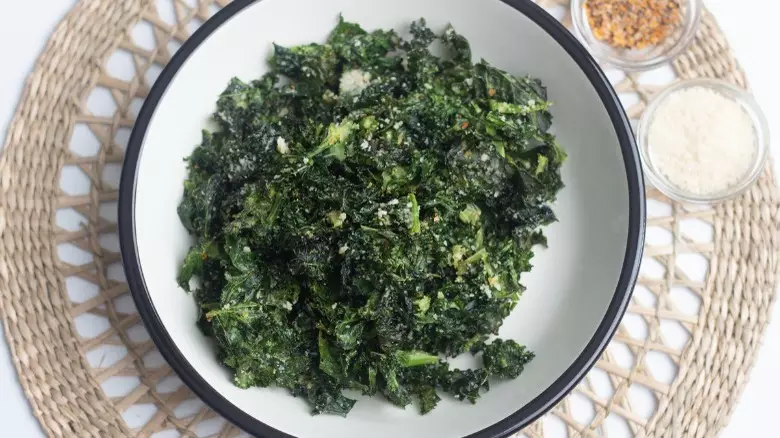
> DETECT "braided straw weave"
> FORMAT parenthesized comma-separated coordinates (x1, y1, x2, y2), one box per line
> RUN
(0, 0, 777, 436)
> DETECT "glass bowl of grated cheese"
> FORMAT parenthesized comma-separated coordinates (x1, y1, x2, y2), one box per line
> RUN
(637, 78, 770, 204)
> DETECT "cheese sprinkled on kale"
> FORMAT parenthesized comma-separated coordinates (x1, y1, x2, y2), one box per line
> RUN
(177, 16, 565, 417)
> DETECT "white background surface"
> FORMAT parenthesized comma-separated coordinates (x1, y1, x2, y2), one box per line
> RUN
(0, 1, 777, 437)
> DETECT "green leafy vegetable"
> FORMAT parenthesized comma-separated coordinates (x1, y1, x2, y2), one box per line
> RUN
(482, 339, 535, 379)
(177, 16, 565, 417)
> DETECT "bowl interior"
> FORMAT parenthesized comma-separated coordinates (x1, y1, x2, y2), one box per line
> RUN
(128, 0, 640, 436)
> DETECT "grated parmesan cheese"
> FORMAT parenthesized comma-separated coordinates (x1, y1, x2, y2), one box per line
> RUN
(647, 86, 757, 196)
(339, 69, 371, 95)
(276, 136, 289, 154)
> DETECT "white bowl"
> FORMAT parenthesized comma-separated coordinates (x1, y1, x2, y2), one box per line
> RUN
(119, 0, 645, 437)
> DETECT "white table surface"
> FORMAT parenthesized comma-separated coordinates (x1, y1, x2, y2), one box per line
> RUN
(1, 1, 778, 437)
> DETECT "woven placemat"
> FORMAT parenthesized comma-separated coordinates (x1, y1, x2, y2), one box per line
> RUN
(1, 0, 777, 436)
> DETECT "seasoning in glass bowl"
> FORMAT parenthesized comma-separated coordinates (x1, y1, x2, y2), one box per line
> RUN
(638, 80, 769, 203)
(584, 0, 682, 49)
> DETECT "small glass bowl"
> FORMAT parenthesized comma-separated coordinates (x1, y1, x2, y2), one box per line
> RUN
(637, 79, 770, 204)
(570, 0, 703, 71)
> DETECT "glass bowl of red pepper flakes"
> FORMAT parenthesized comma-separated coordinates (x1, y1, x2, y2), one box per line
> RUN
(570, 0, 702, 71)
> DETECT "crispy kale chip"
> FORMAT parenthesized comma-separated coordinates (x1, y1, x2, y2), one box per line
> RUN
(177, 16, 565, 417)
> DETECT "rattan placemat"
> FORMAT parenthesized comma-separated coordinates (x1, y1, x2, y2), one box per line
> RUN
(0, 0, 777, 436)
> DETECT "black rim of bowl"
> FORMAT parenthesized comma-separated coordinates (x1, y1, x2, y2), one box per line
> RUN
(118, 0, 646, 436)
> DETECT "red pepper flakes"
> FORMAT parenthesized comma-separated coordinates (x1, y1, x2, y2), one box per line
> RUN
(584, 0, 681, 50)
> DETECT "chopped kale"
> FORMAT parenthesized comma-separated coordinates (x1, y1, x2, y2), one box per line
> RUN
(177, 17, 565, 417)
(482, 339, 535, 379)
